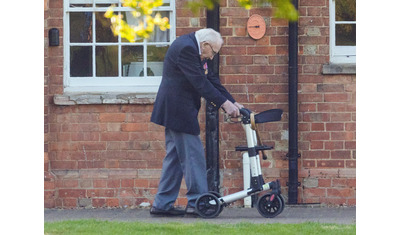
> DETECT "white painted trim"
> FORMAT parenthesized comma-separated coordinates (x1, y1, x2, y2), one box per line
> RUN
(63, 0, 176, 93)
(329, 0, 356, 64)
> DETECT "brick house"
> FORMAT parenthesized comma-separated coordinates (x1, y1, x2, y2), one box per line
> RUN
(44, 0, 356, 208)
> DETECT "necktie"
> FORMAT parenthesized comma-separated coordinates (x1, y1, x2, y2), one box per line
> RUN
(203, 61, 208, 75)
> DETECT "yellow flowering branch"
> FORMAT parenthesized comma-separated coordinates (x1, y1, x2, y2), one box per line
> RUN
(189, 0, 298, 22)
(105, 0, 170, 42)
(106, 0, 297, 42)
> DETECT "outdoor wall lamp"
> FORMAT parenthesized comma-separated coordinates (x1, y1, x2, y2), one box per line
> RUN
(48, 28, 59, 46)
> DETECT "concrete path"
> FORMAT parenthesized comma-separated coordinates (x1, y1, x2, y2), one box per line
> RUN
(44, 206, 356, 224)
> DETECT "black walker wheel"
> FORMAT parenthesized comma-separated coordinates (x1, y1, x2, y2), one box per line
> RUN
(257, 193, 284, 218)
(209, 191, 224, 214)
(195, 193, 221, 218)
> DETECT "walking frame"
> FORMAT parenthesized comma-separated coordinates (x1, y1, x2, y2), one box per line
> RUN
(195, 108, 285, 218)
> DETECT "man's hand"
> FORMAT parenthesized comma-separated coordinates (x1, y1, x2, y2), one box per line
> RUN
(221, 100, 240, 117)
(234, 102, 244, 109)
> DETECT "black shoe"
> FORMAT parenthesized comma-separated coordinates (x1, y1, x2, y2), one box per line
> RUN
(150, 206, 185, 217)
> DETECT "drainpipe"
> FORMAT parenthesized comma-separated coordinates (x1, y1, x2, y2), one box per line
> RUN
(287, 0, 300, 204)
(205, 4, 221, 193)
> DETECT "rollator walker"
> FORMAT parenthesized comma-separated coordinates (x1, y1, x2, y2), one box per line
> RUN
(195, 108, 285, 218)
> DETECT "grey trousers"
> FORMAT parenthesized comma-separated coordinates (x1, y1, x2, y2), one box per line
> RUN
(153, 128, 208, 210)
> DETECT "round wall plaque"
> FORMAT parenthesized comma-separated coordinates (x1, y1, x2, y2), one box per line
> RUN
(247, 14, 266, 40)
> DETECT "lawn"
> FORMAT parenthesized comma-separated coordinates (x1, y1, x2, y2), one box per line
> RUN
(44, 220, 355, 235)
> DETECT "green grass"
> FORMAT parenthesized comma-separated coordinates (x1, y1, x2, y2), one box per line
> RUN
(44, 220, 355, 235)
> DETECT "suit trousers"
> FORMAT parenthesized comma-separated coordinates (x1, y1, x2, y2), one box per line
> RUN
(153, 128, 208, 210)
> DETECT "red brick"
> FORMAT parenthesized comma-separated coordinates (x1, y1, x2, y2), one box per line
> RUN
(247, 46, 276, 55)
(226, 37, 255, 45)
(326, 123, 344, 131)
(63, 199, 77, 208)
(346, 160, 356, 168)
(107, 198, 120, 207)
(327, 188, 355, 198)
(271, 18, 288, 26)
(58, 189, 86, 198)
(302, 150, 330, 159)
(226, 56, 253, 65)
(299, 94, 324, 102)
(331, 151, 351, 159)
(121, 123, 148, 132)
(134, 179, 149, 188)
(345, 141, 356, 149)
(345, 123, 356, 131)
(311, 123, 324, 131)
(303, 188, 326, 197)
(303, 160, 316, 167)
(87, 189, 116, 198)
(324, 93, 350, 102)
(310, 141, 323, 149)
(331, 132, 355, 141)
(317, 160, 345, 168)
(270, 36, 288, 45)
(101, 132, 129, 141)
(303, 132, 330, 141)
(121, 179, 135, 187)
(92, 198, 106, 207)
(318, 179, 331, 187)
(317, 84, 344, 92)
(99, 113, 126, 122)
(325, 141, 344, 150)
(220, 47, 246, 55)
(220, 8, 249, 17)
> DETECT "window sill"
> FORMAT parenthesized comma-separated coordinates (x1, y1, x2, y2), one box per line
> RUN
(322, 63, 356, 75)
(53, 93, 156, 105)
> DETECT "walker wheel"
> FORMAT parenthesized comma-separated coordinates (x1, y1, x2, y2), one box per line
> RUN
(257, 193, 284, 218)
(195, 193, 221, 218)
(209, 191, 224, 214)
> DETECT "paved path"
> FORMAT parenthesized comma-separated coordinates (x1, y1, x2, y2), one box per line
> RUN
(44, 206, 356, 224)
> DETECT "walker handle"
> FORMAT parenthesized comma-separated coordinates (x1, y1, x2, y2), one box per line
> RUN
(239, 108, 252, 118)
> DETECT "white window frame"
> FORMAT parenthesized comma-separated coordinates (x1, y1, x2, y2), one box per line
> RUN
(329, 0, 356, 64)
(63, 0, 176, 94)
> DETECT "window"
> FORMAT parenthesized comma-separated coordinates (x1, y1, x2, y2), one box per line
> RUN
(329, 0, 356, 64)
(63, 0, 176, 93)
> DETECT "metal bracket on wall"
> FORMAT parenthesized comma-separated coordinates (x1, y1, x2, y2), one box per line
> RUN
(286, 153, 301, 158)
(286, 181, 301, 187)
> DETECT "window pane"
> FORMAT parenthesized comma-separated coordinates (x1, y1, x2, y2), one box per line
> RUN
(70, 46, 92, 77)
(96, 46, 119, 76)
(336, 0, 356, 21)
(336, 24, 356, 46)
(148, 11, 170, 43)
(120, 12, 144, 43)
(162, 0, 171, 6)
(122, 46, 144, 77)
(96, 12, 118, 42)
(147, 45, 169, 76)
(70, 12, 93, 43)
(70, 4, 92, 7)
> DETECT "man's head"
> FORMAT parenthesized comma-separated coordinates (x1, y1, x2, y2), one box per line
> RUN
(196, 28, 223, 60)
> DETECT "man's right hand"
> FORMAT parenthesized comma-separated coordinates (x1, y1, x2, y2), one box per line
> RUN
(221, 100, 240, 117)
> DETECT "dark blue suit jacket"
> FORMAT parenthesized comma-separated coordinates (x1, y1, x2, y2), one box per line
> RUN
(151, 32, 236, 135)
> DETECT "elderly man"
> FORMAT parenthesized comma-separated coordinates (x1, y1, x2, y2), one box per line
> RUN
(150, 28, 243, 216)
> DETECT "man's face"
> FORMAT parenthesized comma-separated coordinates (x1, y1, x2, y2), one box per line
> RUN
(200, 41, 221, 61)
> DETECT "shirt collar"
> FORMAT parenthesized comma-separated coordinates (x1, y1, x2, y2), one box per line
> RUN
(194, 32, 201, 55)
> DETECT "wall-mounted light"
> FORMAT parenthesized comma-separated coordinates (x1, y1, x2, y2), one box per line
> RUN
(48, 28, 59, 46)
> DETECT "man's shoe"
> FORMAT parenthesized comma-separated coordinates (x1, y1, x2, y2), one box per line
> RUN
(150, 206, 185, 217)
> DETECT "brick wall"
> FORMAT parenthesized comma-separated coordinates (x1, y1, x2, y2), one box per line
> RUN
(45, 0, 355, 208)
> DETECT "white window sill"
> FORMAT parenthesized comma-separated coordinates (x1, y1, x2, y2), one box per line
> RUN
(322, 63, 356, 75)
(53, 93, 156, 105)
